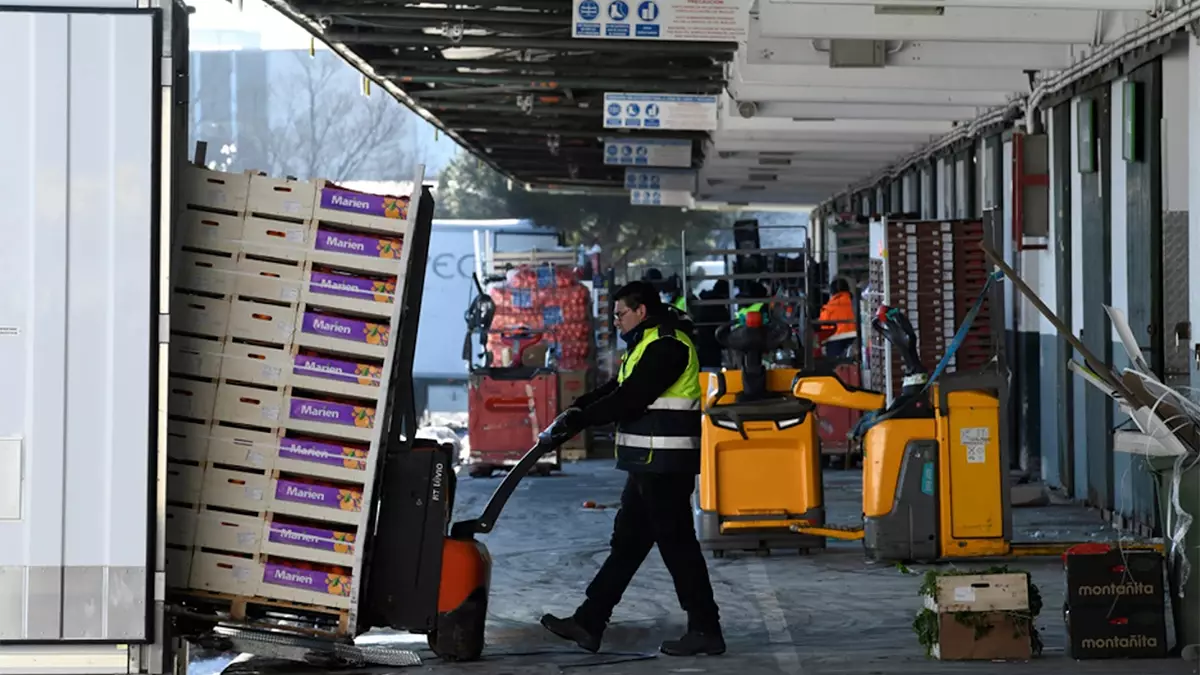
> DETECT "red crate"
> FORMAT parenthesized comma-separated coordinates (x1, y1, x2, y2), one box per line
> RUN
(467, 370, 559, 465)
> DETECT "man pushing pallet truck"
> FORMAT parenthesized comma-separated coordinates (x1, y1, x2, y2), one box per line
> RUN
(428, 280, 725, 660)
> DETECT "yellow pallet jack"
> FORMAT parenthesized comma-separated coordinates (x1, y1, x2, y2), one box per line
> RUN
(695, 311, 826, 557)
(790, 302, 1161, 562)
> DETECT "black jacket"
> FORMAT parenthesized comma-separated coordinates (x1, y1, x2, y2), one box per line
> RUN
(573, 312, 693, 429)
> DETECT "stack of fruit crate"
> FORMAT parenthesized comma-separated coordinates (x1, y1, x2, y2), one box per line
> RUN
(165, 163, 423, 632)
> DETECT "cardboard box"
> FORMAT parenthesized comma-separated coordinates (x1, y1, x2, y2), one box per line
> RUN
(194, 509, 264, 555)
(213, 382, 284, 428)
(308, 224, 406, 276)
(924, 573, 1033, 661)
(166, 461, 204, 505)
(246, 174, 316, 221)
(559, 370, 590, 450)
(207, 423, 276, 470)
(227, 299, 298, 346)
(169, 335, 224, 380)
(312, 180, 410, 235)
(257, 559, 352, 610)
(302, 264, 396, 319)
(189, 550, 261, 596)
(176, 210, 244, 255)
(182, 166, 250, 214)
(235, 255, 304, 304)
(168, 377, 218, 420)
(241, 216, 312, 262)
(200, 467, 270, 513)
(260, 518, 356, 567)
(172, 294, 231, 339)
(166, 418, 210, 464)
(175, 249, 238, 297)
(294, 310, 390, 360)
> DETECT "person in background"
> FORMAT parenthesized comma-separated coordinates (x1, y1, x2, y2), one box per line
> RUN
(735, 282, 770, 322)
(816, 277, 857, 359)
(542, 281, 725, 657)
(695, 279, 729, 368)
(665, 274, 689, 313)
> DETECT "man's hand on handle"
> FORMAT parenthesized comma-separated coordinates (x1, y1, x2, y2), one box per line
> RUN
(549, 406, 586, 439)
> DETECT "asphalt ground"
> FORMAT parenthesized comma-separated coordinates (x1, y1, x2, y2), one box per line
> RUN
(195, 459, 1196, 675)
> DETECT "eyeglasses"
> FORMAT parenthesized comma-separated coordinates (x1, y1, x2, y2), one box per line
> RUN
(614, 308, 632, 321)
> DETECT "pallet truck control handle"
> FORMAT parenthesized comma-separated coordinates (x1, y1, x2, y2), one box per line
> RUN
(449, 414, 576, 539)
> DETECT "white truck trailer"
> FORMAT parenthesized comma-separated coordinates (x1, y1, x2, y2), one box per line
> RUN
(0, 2, 459, 672)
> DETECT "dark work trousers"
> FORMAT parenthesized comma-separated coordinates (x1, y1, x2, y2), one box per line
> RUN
(575, 471, 720, 633)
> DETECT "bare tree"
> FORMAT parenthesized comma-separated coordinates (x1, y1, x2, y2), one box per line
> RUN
(232, 50, 427, 182)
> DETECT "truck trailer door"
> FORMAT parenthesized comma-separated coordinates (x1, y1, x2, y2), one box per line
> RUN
(0, 7, 162, 646)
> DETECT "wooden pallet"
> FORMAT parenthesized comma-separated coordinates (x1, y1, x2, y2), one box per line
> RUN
(170, 588, 350, 637)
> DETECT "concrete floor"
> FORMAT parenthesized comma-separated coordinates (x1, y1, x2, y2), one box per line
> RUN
(203, 459, 1194, 675)
(404, 460, 1193, 675)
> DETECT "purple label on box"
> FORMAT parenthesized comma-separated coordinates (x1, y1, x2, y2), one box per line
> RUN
(278, 437, 368, 470)
(293, 354, 382, 387)
(275, 478, 364, 513)
(309, 271, 377, 301)
(300, 312, 390, 347)
(290, 398, 372, 428)
(262, 562, 351, 597)
(314, 228, 403, 260)
(319, 187, 409, 221)
(268, 521, 355, 553)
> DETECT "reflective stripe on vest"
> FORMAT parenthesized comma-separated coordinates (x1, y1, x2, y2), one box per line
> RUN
(616, 326, 702, 465)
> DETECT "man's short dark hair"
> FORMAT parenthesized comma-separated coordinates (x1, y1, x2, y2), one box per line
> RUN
(831, 277, 851, 294)
(614, 280, 664, 314)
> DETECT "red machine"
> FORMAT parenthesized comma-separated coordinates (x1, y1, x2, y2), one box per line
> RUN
(814, 361, 864, 468)
(466, 367, 559, 478)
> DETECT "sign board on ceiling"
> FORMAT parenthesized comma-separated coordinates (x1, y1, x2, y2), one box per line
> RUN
(604, 93, 718, 131)
(603, 138, 692, 167)
(631, 189, 693, 207)
(572, 0, 750, 42)
(624, 168, 697, 191)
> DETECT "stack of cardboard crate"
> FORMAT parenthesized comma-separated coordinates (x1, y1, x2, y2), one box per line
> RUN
(164, 165, 417, 622)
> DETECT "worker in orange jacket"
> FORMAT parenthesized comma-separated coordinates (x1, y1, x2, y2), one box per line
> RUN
(815, 277, 857, 359)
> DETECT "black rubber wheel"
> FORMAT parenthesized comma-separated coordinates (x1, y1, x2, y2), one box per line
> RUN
(468, 465, 494, 479)
(428, 588, 489, 662)
(532, 465, 553, 477)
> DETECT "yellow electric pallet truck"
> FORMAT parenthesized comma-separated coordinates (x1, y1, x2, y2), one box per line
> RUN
(789, 303, 1162, 562)
(695, 310, 826, 557)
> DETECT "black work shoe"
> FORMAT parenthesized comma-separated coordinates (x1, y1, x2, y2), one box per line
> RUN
(540, 613, 602, 653)
(660, 629, 727, 656)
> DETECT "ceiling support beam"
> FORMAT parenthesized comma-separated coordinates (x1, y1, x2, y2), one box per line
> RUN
(386, 71, 720, 92)
(754, 5, 1110, 43)
(751, 100, 985, 121)
(776, 0, 1156, 10)
(734, 62, 1033, 92)
(324, 30, 738, 54)
(308, 5, 569, 25)
(372, 57, 721, 79)
(728, 81, 1015, 106)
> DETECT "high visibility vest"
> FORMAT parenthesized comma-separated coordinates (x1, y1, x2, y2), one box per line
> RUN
(672, 295, 687, 312)
(615, 326, 702, 473)
(736, 302, 765, 321)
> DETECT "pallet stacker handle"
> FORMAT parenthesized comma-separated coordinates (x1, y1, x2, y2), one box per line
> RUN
(449, 413, 577, 539)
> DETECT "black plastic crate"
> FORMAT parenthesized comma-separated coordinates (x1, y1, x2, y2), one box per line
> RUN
(1065, 605, 1169, 660)
(1065, 549, 1166, 609)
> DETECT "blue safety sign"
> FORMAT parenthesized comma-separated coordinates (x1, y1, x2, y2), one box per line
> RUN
(579, 0, 599, 19)
(608, 0, 628, 20)
(603, 93, 718, 130)
(603, 138, 692, 168)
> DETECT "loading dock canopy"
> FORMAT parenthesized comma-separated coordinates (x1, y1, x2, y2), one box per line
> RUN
(267, 0, 1163, 204)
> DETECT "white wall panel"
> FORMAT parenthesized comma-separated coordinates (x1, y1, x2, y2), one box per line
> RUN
(0, 9, 158, 642)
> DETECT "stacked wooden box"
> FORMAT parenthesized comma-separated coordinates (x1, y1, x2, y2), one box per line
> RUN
(165, 165, 415, 617)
